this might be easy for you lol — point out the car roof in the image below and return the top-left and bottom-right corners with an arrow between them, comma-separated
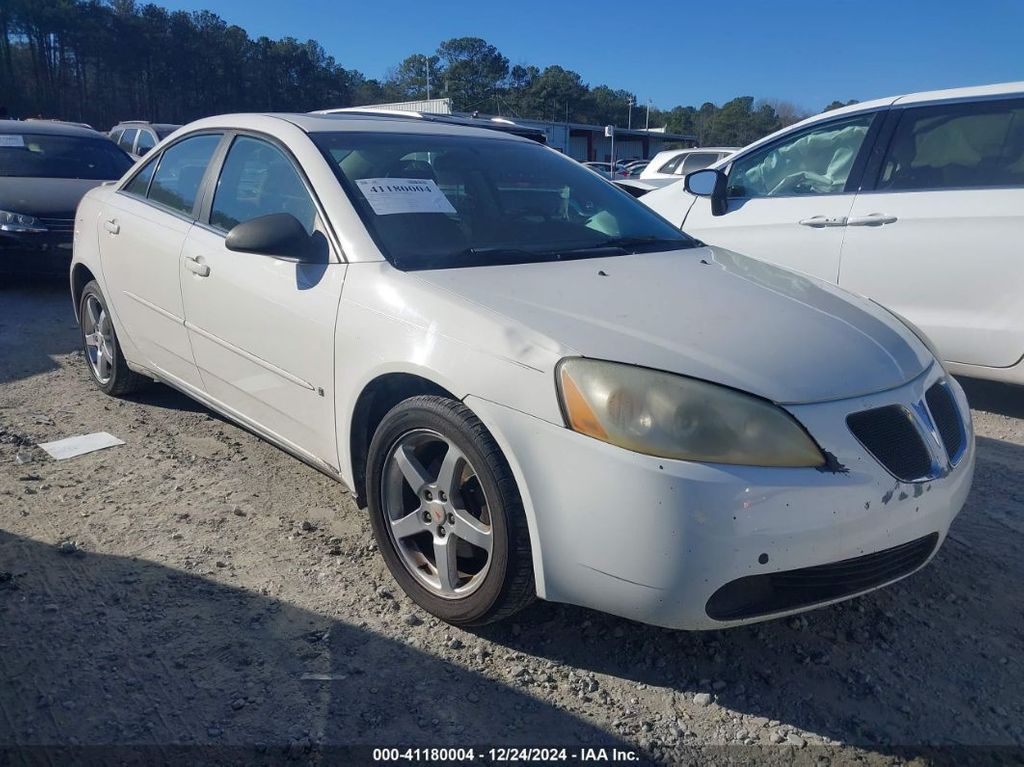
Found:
707,80 -> 1024,170
114,121 -> 182,131
650,147 -> 737,159
181,112 -> 536,143
779,80 -> 1024,131
0,119 -> 107,139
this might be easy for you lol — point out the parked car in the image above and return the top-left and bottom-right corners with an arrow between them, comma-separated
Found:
642,81 -> 1024,386
26,118 -> 96,131
109,121 -> 181,160
621,160 -> 649,177
71,112 -> 973,630
582,161 -> 629,178
1,120 -> 132,276
639,147 -> 738,180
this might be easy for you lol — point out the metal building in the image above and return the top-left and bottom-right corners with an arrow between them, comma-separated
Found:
342,99 -> 696,161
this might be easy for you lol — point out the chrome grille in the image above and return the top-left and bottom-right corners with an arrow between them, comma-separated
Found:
39,217 -> 75,233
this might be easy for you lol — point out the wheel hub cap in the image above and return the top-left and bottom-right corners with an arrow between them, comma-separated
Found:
382,429 -> 494,599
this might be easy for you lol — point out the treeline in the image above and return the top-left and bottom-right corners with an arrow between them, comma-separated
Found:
0,0 -> 855,146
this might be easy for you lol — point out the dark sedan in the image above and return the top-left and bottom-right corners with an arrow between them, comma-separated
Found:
1,121 -> 132,276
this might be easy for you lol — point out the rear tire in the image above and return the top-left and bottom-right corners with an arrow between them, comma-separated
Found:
366,396 -> 535,626
79,280 -> 149,397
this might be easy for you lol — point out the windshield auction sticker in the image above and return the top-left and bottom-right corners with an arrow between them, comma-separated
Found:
0,135 -> 26,148
356,178 -> 457,216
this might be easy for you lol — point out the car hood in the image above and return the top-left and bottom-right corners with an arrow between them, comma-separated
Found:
412,246 -> 932,405
0,177 -> 111,218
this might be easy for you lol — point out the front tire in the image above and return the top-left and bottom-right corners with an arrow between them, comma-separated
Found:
366,396 -> 535,626
79,280 -> 148,397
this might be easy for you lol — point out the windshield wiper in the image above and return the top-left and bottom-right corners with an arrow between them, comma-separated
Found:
552,235 -> 696,256
594,235 -> 693,249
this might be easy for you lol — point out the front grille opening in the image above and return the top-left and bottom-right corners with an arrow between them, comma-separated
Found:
705,533 -> 939,621
926,382 -> 964,463
847,405 -> 932,480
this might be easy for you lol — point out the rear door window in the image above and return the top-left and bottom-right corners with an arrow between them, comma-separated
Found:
877,98 -> 1024,190
117,129 -> 137,153
679,152 -> 720,174
135,130 -> 156,157
147,134 -> 221,217
123,157 -> 157,197
658,154 -> 685,173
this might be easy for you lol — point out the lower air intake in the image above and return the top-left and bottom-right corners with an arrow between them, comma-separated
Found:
706,533 -> 939,621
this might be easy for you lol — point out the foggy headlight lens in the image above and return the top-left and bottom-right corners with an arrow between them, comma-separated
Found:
557,358 -> 825,467
0,210 -> 47,233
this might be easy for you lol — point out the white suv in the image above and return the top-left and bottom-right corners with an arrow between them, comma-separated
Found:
642,81 -> 1024,386
639,147 -> 738,180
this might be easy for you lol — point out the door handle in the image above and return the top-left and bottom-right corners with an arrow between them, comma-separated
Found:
847,213 -> 897,226
798,215 -> 847,228
103,219 -> 120,235
184,257 -> 210,277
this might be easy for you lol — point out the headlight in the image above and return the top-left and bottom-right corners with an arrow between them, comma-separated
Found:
0,210 -> 47,233
557,358 -> 825,467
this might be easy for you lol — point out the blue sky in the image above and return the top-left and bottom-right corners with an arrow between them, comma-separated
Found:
157,0 -> 1023,112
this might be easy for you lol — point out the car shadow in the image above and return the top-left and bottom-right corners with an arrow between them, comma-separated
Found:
956,376 -> 1024,419
121,383 -> 212,416
0,529 -> 628,756
474,434 -> 1024,750
0,278 -> 79,385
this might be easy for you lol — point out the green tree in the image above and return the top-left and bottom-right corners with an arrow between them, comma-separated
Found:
824,98 -> 859,112
435,36 -> 508,111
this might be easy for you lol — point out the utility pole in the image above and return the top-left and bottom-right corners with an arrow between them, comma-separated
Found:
627,95 -> 635,129
646,98 -> 651,130
424,55 -> 431,100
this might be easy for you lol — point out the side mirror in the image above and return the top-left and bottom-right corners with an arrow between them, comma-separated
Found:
137,146 -> 151,157
225,213 -> 315,262
684,168 -> 729,216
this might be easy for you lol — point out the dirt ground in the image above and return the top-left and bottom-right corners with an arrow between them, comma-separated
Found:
1,280 -> 1022,764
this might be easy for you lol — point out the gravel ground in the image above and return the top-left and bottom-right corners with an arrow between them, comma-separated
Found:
1,281 -> 1022,764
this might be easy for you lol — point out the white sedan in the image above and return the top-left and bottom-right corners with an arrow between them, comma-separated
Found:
71,112 -> 974,629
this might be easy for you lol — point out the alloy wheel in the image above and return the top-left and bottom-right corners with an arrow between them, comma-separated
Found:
82,294 -> 114,385
381,429 -> 494,598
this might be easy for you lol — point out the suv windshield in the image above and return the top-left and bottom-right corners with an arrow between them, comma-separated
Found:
314,132 -> 695,269
0,133 -> 132,180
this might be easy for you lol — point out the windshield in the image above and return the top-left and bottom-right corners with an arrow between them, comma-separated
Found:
0,133 -> 132,180
313,132 -> 695,269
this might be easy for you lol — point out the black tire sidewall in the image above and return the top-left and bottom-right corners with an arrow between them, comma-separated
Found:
366,398 -> 520,625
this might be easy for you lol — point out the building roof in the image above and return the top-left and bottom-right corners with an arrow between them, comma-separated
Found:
510,116 -> 695,143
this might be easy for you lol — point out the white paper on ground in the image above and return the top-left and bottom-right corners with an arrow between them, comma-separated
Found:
355,178 -> 457,216
0,135 -> 26,148
38,432 -> 125,460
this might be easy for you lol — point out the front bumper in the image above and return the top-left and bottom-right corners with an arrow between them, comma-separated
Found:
1,231 -> 74,276
467,364 -> 974,630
